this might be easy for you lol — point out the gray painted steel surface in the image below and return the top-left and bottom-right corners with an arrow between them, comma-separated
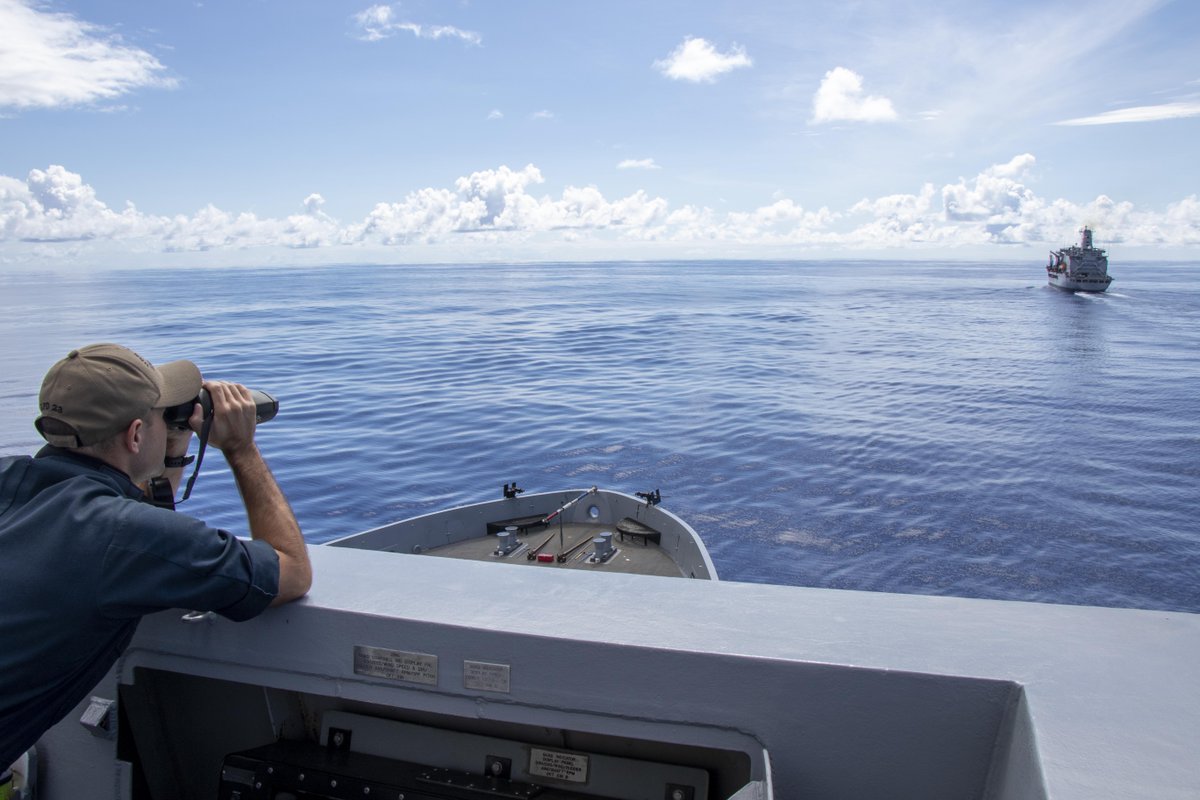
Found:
32,544 -> 1200,799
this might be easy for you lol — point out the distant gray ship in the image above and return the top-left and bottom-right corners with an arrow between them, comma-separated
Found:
1047,226 -> 1113,292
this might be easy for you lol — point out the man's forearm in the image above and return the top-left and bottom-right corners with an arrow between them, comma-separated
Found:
225,443 -> 312,603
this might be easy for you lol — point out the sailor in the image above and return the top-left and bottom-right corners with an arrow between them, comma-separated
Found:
0,343 -> 312,770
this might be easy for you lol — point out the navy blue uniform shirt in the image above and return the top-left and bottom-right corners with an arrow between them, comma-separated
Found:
0,447 -> 279,767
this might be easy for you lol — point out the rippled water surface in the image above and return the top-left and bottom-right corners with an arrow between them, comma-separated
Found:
3,261 -> 1198,611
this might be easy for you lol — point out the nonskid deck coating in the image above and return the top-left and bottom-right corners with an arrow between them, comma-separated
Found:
424,521 -> 685,577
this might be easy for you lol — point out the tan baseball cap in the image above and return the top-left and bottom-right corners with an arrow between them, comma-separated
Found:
35,343 -> 202,447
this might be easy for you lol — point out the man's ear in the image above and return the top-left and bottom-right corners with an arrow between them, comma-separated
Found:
124,418 -> 144,454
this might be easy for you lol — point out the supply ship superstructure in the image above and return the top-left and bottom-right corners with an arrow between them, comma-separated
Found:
1047,226 -> 1113,292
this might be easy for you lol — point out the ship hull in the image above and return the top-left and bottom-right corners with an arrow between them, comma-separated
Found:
1047,271 -> 1112,292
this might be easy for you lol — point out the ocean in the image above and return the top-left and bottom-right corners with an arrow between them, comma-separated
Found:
2,260 -> 1197,612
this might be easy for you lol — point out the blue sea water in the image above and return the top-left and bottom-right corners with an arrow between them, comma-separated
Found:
2,260 -> 1198,612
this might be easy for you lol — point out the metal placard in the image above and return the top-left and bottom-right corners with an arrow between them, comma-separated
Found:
353,645 -> 438,685
463,660 -> 511,693
528,747 -> 589,783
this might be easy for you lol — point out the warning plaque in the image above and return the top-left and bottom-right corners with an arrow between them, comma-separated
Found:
463,660 -> 511,693
528,747 -> 589,783
353,645 -> 438,685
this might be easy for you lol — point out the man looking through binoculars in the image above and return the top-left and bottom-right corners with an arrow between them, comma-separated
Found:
0,343 -> 312,770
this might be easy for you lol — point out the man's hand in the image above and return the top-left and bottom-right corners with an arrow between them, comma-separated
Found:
198,381 -> 258,456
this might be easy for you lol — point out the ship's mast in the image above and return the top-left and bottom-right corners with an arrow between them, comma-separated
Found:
1080,226 -> 1093,249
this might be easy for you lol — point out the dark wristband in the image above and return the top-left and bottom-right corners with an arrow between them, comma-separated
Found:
164,454 -> 195,468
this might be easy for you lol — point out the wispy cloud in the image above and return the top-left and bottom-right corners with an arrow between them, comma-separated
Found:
654,37 -> 751,83
487,109 -> 503,120
810,1 -> 1165,137
352,4 -> 481,45
1055,101 -> 1200,126
0,0 -> 177,110
617,158 -> 660,170
811,67 -> 897,124
530,110 -> 555,120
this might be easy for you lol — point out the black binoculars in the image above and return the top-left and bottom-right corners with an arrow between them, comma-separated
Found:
162,387 -> 279,430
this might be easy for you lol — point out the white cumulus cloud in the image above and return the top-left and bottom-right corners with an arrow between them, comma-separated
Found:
3,156 -> 1199,264
346,165 -> 671,243
2,165 -> 149,241
0,165 -> 342,251
654,37 -> 752,83
942,154 -> 1038,221
0,0 -> 177,109
811,67 -> 898,124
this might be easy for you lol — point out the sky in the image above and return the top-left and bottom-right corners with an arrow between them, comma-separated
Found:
1,0 -> 1199,268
